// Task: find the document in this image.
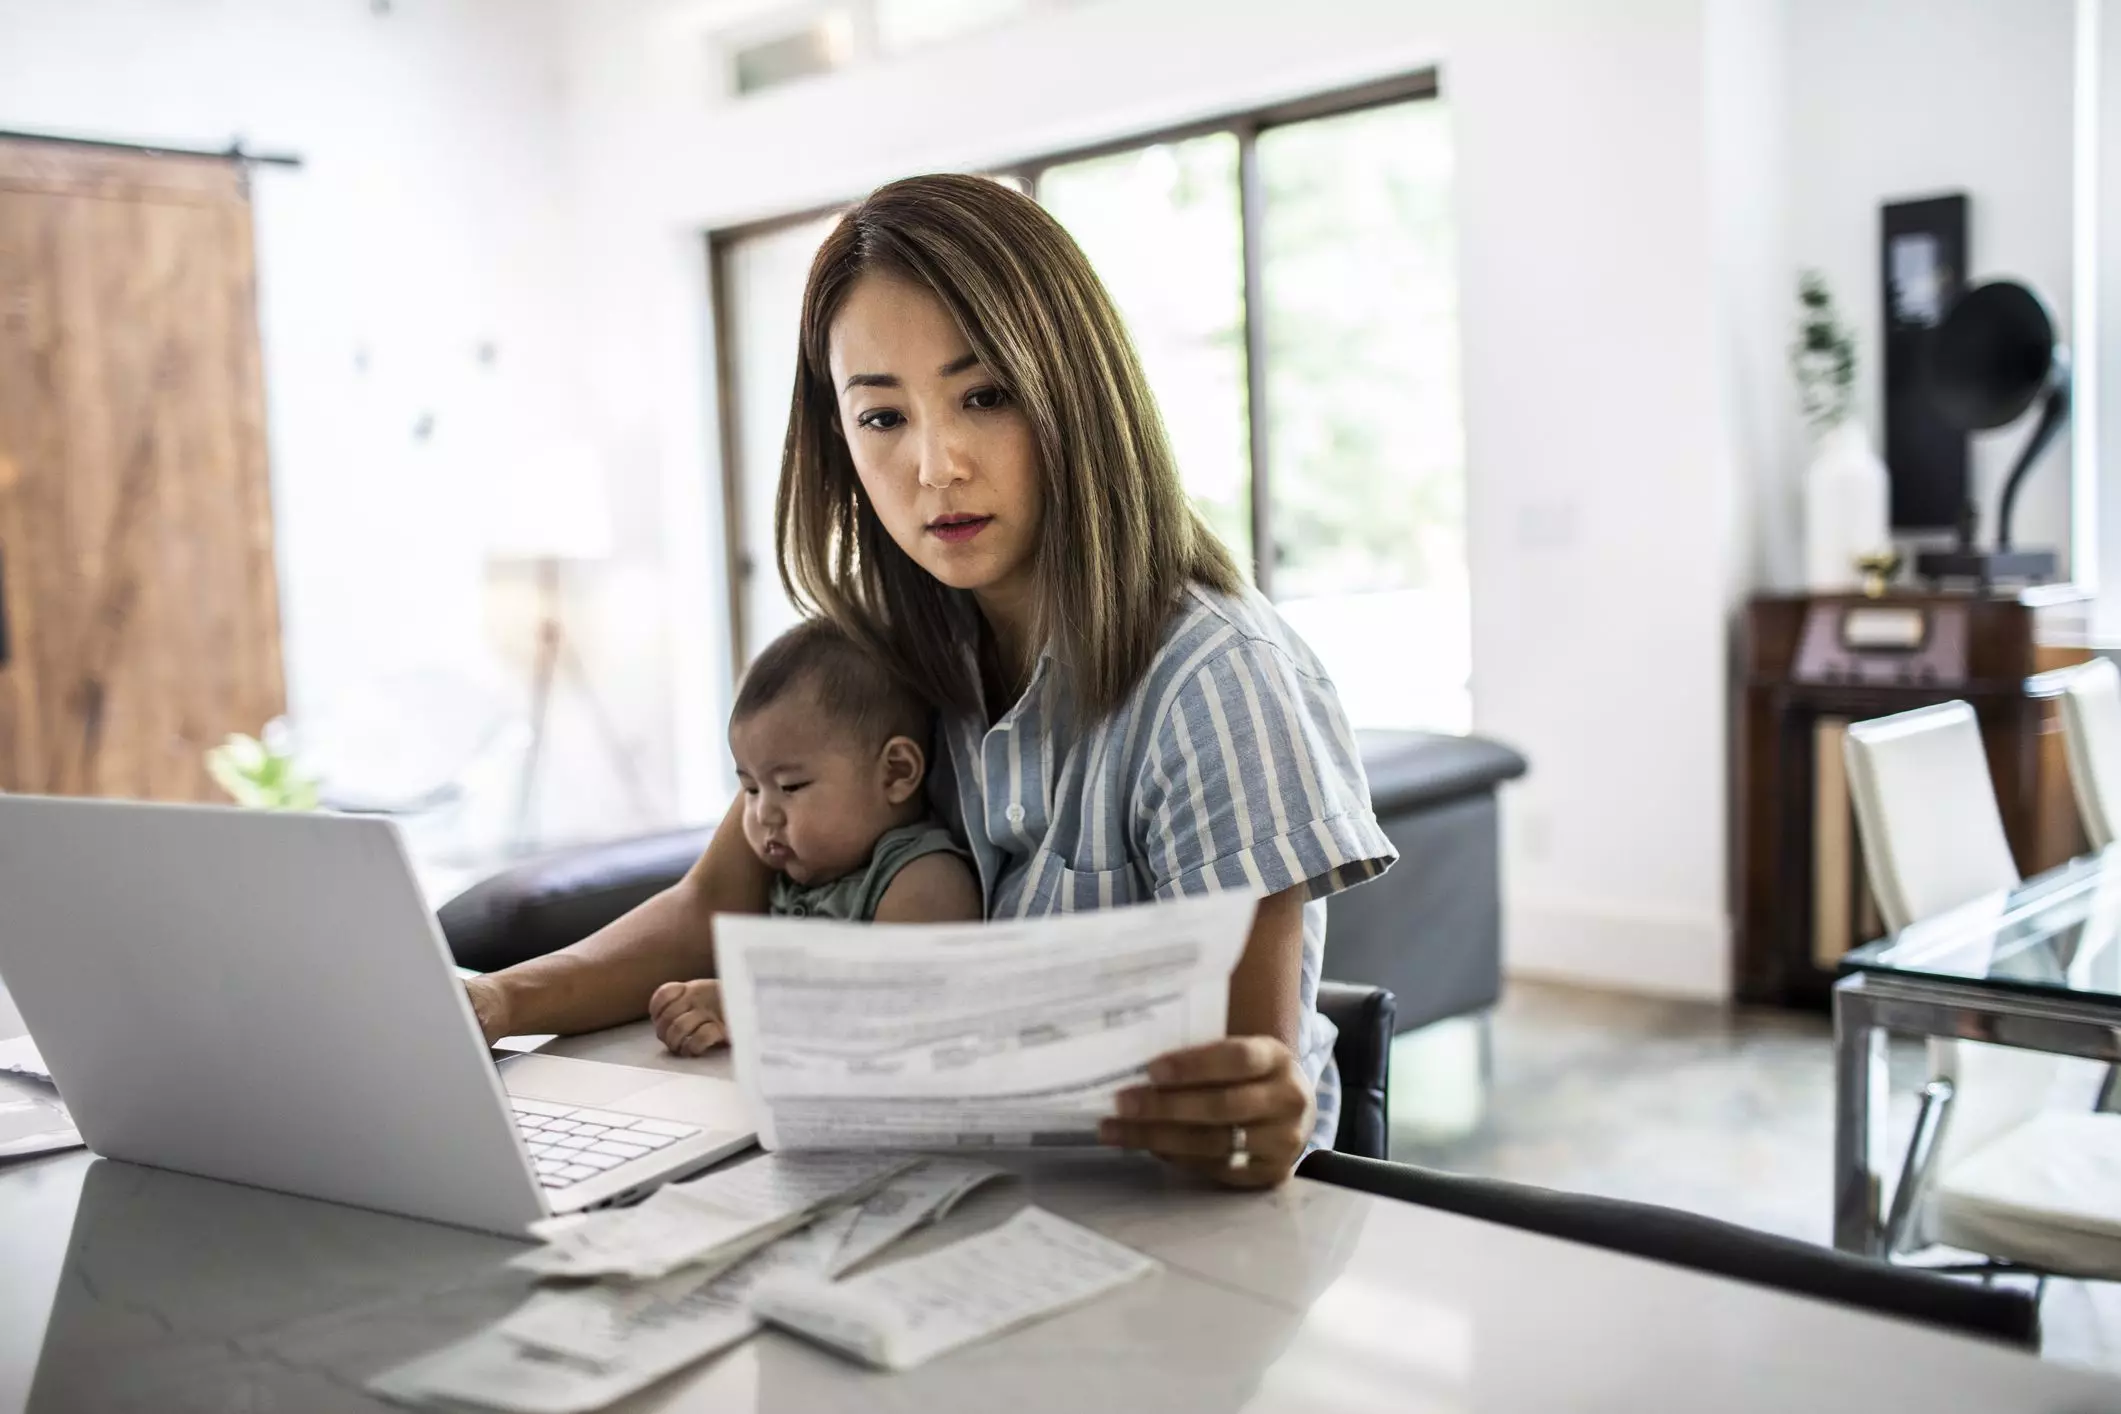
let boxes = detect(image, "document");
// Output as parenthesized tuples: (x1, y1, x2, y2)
(826, 1157, 1006, 1275)
(715, 892, 1253, 1149)
(511, 1152, 915, 1281)
(750, 1206, 1155, 1371)
(372, 1158, 1016, 1411)
(0, 1035, 52, 1085)
(498, 1202, 858, 1366)
(373, 1215, 850, 1413)
(0, 1092, 79, 1161)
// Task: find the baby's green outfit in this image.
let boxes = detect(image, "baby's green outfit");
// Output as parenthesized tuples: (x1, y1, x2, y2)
(766, 820, 971, 921)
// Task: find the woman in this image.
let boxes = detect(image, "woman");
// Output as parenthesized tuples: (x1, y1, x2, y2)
(468, 174, 1395, 1186)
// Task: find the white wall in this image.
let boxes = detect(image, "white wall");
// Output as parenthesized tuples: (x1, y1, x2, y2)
(557, 0, 1761, 996)
(0, 0, 677, 850)
(1787, 0, 2079, 566)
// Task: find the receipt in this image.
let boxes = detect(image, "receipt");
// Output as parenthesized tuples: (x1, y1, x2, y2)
(0, 1092, 80, 1160)
(0, 1035, 51, 1086)
(370, 1164, 1043, 1410)
(511, 1152, 914, 1281)
(715, 893, 1252, 1149)
(827, 1157, 1007, 1275)
(367, 1312, 753, 1414)
(374, 1207, 862, 1411)
(751, 1206, 1155, 1371)
(501, 1204, 857, 1364)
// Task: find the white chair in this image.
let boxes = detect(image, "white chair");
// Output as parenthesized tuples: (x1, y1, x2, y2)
(2060, 657, 2121, 852)
(1845, 701, 2121, 1277)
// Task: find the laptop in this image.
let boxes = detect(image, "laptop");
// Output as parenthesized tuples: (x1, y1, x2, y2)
(0, 795, 756, 1236)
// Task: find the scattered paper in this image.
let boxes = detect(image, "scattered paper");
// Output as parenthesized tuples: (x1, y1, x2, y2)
(369, 1158, 1025, 1412)
(0, 1092, 80, 1161)
(715, 893, 1252, 1149)
(510, 1152, 914, 1281)
(752, 1206, 1154, 1371)
(827, 1158, 1008, 1275)
(368, 1315, 752, 1414)
(499, 1206, 857, 1365)
(373, 1205, 860, 1412)
(0, 1035, 52, 1086)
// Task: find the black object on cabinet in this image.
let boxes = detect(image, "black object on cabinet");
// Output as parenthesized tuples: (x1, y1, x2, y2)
(1881, 193, 1970, 533)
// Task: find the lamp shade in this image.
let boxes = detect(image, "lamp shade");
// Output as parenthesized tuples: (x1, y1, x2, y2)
(484, 440, 616, 563)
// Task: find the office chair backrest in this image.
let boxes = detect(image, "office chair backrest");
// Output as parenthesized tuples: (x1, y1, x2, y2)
(1844, 702, 2020, 931)
(1844, 701, 2063, 1171)
(2061, 657, 2121, 852)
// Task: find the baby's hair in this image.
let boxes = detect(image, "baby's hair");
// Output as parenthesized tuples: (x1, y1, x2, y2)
(733, 618, 930, 749)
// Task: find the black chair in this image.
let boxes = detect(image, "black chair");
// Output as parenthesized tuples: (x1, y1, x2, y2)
(1297, 1151, 2040, 1349)
(1314, 981, 1393, 1160)
(437, 835, 1399, 1161)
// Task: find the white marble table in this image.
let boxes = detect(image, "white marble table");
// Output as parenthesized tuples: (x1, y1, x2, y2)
(4, 1014, 2120, 1413)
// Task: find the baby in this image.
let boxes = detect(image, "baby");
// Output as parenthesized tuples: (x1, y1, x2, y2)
(651, 618, 981, 1055)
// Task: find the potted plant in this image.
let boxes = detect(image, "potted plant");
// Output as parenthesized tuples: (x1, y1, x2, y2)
(205, 721, 320, 811)
(1793, 271, 1890, 591)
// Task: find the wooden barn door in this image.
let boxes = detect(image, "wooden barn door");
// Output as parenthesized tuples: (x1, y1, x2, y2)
(0, 137, 285, 801)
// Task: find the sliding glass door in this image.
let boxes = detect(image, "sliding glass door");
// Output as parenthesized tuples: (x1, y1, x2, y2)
(1039, 135, 1254, 573)
(1254, 99, 1467, 732)
(1037, 95, 1466, 729)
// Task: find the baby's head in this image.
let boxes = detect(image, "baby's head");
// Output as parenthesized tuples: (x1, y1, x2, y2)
(729, 619, 932, 886)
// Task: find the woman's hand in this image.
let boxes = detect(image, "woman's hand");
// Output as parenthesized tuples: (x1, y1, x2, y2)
(650, 979, 728, 1056)
(1099, 1035, 1315, 1188)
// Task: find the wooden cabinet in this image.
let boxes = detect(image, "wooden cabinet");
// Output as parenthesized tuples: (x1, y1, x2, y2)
(0, 137, 284, 800)
(1734, 589, 2089, 1008)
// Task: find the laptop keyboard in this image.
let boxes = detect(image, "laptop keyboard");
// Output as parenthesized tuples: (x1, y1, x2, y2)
(511, 1097, 701, 1190)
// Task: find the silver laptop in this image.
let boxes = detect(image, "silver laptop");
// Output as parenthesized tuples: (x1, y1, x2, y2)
(0, 796, 755, 1236)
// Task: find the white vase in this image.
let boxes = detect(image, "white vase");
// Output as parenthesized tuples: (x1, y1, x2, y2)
(1803, 421, 1891, 592)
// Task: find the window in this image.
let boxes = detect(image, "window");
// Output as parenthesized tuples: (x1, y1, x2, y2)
(716, 212, 841, 667)
(1255, 99, 1468, 732)
(712, 75, 1467, 730)
(1039, 136, 1254, 573)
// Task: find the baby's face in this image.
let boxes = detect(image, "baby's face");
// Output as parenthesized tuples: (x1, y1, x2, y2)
(729, 698, 909, 886)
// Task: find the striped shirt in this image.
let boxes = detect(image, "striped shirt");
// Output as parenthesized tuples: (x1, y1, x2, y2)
(929, 583, 1397, 1152)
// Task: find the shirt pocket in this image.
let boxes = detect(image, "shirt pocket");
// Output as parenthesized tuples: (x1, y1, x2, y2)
(1014, 847, 1147, 915)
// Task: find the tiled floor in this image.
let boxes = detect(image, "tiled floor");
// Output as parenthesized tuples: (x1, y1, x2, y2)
(1387, 981, 2121, 1376)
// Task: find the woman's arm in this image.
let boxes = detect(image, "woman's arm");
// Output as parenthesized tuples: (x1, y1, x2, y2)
(465, 794, 773, 1043)
(1099, 886, 1317, 1188)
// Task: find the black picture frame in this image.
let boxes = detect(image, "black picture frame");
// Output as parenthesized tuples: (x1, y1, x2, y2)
(1881, 193, 1971, 532)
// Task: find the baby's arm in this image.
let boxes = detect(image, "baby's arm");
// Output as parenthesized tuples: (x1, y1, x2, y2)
(871, 852, 984, 924)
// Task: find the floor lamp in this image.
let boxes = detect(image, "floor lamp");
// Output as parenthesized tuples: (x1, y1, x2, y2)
(486, 444, 652, 854)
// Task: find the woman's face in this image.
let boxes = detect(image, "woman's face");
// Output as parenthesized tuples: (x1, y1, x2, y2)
(827, 273, 1042, 611)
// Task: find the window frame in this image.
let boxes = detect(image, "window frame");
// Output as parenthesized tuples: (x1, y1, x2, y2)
(706, 66, 1442, 672)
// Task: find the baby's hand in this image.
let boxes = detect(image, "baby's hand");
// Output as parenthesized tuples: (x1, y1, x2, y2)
(649, 979, 727, 1056)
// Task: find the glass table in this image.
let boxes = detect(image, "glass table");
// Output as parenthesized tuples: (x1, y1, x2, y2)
(1834, 848, 2121, 1255)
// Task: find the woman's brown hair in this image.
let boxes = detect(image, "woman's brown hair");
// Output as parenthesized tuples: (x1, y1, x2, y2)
(775, 172, 1241, 720)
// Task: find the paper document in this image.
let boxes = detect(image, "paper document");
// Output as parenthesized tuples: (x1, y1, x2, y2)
(716, 892, 1253, 1149)
(751, 1206, 1155, 1371)
(371, 1158, 1014, 1412)
(0, 1035, 52, 1086)
(0, 1092, 80, 1161)
(827, 1157, 1007, 1274)
(373, 1218, 841, 1413)
(511, 1152, 914, 1281)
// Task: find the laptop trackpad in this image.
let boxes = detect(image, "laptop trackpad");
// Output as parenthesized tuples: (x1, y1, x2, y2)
(499, 1055, 753, 1130)
(500, 1054, 674, 1108)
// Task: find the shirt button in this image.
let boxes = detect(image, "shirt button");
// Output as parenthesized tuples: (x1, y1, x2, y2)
(1005, 803, 1026, 826)
(789, 903, 807, 917)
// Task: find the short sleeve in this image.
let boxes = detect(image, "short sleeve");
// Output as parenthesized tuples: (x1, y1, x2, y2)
(1133, 639, 1397, 902)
